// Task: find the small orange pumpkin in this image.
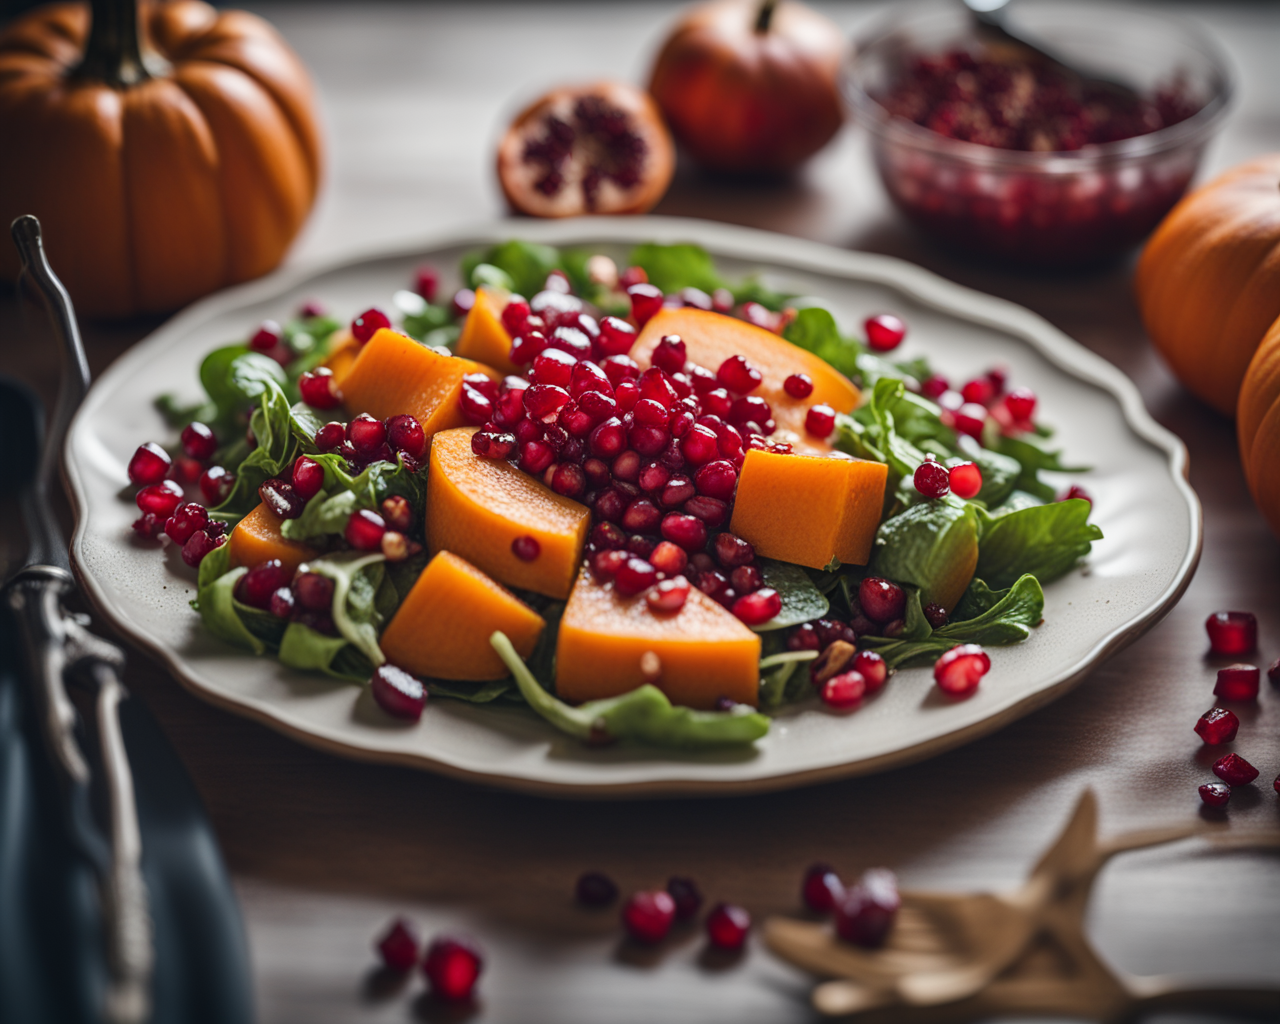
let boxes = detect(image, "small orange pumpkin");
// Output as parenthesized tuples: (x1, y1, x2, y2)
(0, 0, 322, 318)
(1238, 319, 1280, 538)
(1134, 154, 1280, 417)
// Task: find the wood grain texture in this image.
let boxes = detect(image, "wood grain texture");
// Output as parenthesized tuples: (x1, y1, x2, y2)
(2, 4, 1278, 1022)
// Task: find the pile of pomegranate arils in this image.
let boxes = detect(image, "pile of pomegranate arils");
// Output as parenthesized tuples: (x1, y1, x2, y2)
(373, 919, 483, 1004)
(1196, 611, 1280, 808)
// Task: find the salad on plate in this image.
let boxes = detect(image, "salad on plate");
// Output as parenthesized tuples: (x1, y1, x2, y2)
(125, 240, 1101, 752)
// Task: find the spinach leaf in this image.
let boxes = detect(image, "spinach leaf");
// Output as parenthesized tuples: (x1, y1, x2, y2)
(993, 433, 1087, 503)
(782, 307, 860, 378)
(278, 622, 370, 682)
(198, 345, 288, 433)
(975, 498, 1102, 589)
(753, 558, 829, 631)
(491, 633, 770, 749)
(757, 650, 818, 710)
(212, 379, 300, 518)
(629, 242, 725, 295)
(463, 240, 561, 298)
(868, 497, 980, 610)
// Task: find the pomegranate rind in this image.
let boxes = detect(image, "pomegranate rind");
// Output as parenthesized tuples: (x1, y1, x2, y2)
(496, 80, 675, 218)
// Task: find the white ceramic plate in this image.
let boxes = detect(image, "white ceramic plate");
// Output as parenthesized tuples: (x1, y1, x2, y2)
(66, 218, 1200, 797)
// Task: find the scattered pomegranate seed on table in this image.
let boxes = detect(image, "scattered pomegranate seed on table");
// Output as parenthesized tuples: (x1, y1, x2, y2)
(835, 869, 900, 948)
(1194, 707, 1240, 746)
(1212, 752, 1259, 787)
(622, 890, 676, 944)
(934, 644, 990, 696)
(376, 918, 420, 972)
(802, 863, 845, 913)
(1199, 782, 1231, 808)
(864, 313, 906, 352)
(422, 936, 483, 1002)
(370, 664, 427, 721)
(1214, 664, 1260, 701)
(666, 876, 703, 920)
(1205, 611, 1257, 655)
(575, 872, 619, 907)
(705, 903, 751, 950)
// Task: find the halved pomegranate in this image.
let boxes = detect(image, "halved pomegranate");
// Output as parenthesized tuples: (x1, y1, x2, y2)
(497, 81, 675, 217)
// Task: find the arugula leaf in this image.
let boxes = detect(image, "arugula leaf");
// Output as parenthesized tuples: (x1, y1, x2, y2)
(628, 242, 725, 295)
(782, 307, 860, 378)
(303, 552, 390, 669)
(491, 632, 770, 749)
(278, 622, 371, 682)
(212, 380, 300, 518)
(757, 650, 818, 710)
(753, 559, 829, 631)
(993, 433, 1087, 503)
(463, 240, 561, 298)
(281, 454, 425, 542)
(975, 498, 1102, 588)
(863, 573, 1045, 667)
(198, 345, 288, 433)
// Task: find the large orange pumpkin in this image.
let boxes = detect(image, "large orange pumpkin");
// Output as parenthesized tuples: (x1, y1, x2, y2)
(0, 0, 322, 318)
(1238, 320, 1280, 538)
(1134, 155, 1280, 417)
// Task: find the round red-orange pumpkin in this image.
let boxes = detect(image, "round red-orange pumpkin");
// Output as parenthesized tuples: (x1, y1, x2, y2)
(0, 0, 322, 318)
(1134, 154, 1280, 417)
(647, 0, 845, 175)
(1238, 319, 1280, 538)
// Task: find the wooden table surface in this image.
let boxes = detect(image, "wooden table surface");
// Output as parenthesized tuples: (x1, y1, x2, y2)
(3, 3, 1279, 1021)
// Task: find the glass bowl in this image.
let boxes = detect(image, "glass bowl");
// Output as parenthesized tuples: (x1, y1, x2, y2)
(843, 1, 1233, 267)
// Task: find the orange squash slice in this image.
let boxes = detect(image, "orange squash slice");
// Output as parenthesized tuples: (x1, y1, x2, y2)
(338, 327, 497, 439)
(555, 568, 761, 709)
(631, 308, 859, 447)
(425, 427, 590, 599)
(320, 327, 361, 388)
(455, 287, 519, 376)
(379, 551, 545, 681)
(729, 447, 887, 569)
(227, 502, 319, 574)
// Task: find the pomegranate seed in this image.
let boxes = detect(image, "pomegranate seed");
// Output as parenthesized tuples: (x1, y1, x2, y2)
(576, 871, 619, 907)
(345, 508, 386, 550)
(520, 439, 556, 474)
(802, 864, 845, 913)
(822, 671, 866, 709)
(524, 384, 571, 424)
(131, 513, 163, 539)
(696, 570, 729, 598)
(1214, 664, 1260, 701)
(163, 502, 209, 544)
(136, 479, 184, 517)
(627, 283, 664, 327)
(1213, 752, 1259, 786)
(532, 348, 577, 389)
(816, 619, 857, 647)
(622, 498, 662, 533)
(600, 355, 641, 388)
(422, 936, 483, 1002)
(632, 398, 668, 428)
(732, 587, 781, 625)
(1060, 484, 1092, 504)
(550, 463, 586, 499)
(500, 298, 531, 336)
(500, 534, 539, 563)
(913, 456, 950, 499)
(715, 422, 744, 459)
(717, 354, 762, 393)
(1270, 658, 1280, 689)
(588, 418, 627, 459)
(923, 602, 948, 629)
(805, 404, 836, 438)
(1206, 612, 1257, 656)
(578, 390, 619, 427)
(665, 877, 702, 920)
(451, 288, 476, 319)
(614, 557, 658, 597)
(694, 460, 737, 499)
(647, 576, 690, 613)
(371, 663, 427, 721)
(1005, 387, 1036, 421)
(173, 456, 204, 483)
(859, 578, 906, 623)
(376, 918, 420, 973)
(509, 330, 547, 365)
(629, 423, 670, 457)
(681, 424, 719, 465)
(961, 377, 996, 406)
(293, 572, 334, 610)
(587, 315, 634, 359)
(622, 890, 676, 944)
(180, 422, 217, 461)
(285, 457, 322, 502)
(934, 643, 990, 696)
(181, 528, 224, 567)
(458, 384, 493, 424)
(703, 388, 733, 417)
(661, 513, 707, 551)
(949, 461, 983, 499)
(653, 335, 687, 374)
(637, 462, 670, 495)
(706, 903, 751, 950)
(347, 414, 386, 455)
(595, 489, 628, 523)
(864, 314, 906, 352)
(952, 403, 987, 439)
(606, 451, 638, 484)
(683, 494, 729, 527)
(269, 587, 294, 619)
(638, 368, 678, 409)
(1194, 707, 1240, 745)
(713, 532, 754, 568)
(310, 421, 342, 452)
(1199, 782, 1231, 808)
(297, 367, 341, 409)
(920, 374, 948, 399)
(788, 624, 821, 652)
(382, 414, 424, 460)
(780, 372, 813, 399)
(351, 307, 390, 343)
(547, 326, 592, 361)
(128, 442, 171, 486)
(835, 869, 900, 948)
(852, 650, 888, 692)
(614, 380, 640, 413)
(660, 476, 696, 507)
(258, 477, 303, 519)
(249, 320, 282, 351)
(514, 419, 541, 446)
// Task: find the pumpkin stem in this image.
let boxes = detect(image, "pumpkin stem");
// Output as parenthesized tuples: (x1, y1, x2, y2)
(754, 0, 778, 34)
(76, 0, 150, 87)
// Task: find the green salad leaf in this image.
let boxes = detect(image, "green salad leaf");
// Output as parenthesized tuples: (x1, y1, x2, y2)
(193, 544, 264, 654)
(279, 622, 372, 681)
(628, 242, 724, 295)
(463, 240, 561, 298)
(303, 552, 390, 669)
(753, 558, 829, 631)
(782, 307, 860, 378)
(210, 379, 301, 520)
(868, 497, 979, 610)
(976, 497, 1101, 588)
(757, 650, 818, 710)
(491, 632, 770, 749)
